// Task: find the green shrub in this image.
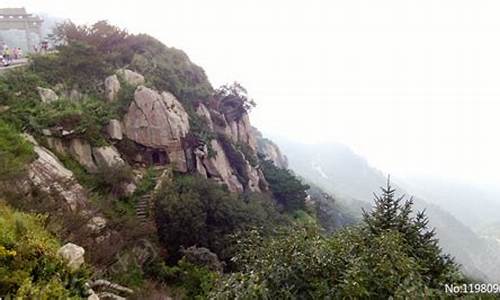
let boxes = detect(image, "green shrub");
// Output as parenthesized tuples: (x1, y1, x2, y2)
(108, 79, 136, 118)
(33, 98, 114, 146)
(212, 184, 464, 299)
(31, 42, 111, 96)
(146, 257, 218, 299)
(155, 175, 284, 263)
(259, 157, 309, 212)
(0, 69, 45, 106)
(50, 21, 213, 103)
(0, 120, 35, 180)
(93, 164, 134, 196)
(0, 201, 89, 298)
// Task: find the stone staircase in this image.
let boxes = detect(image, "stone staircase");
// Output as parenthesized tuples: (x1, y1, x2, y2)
(135, 168, 171, 224)
(136, 194, 154, 223)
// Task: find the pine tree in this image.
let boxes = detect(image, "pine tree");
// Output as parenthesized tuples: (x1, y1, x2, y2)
(362, 176, 410, 234)
(362, 177, 461, 288)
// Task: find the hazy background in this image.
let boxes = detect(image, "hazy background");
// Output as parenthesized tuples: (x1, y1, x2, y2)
(5, 0, 500, 186)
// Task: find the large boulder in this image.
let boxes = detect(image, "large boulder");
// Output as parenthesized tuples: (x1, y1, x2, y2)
(24, 134, 89, 211)
(92, 146, 125, 169)
(104, 74, 121, 102)
(106, 119, 123, 140)
(202, 140, 243, 193)
(57, 243, 85, 270)
(116, 69, 145, 86)
(69, 138, 98, 173)
(123, 86, 190, 172)
(37, 87, 59, 103)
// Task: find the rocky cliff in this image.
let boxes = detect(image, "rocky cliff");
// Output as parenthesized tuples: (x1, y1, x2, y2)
(32, 69, 273, 196)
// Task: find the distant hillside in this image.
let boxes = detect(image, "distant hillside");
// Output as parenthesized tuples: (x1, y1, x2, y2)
(273, 137, 500, 282)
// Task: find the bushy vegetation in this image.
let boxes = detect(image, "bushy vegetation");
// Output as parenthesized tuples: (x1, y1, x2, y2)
(211, 181, 464, 299)
(43, 21, 213, 103)
(0, 201, 89, 298)
(259, 156, 310, 212)
(155, 175, 286, 264)
(0, 120, 35, 180)
(146, 257, 219, 299)
(215, 82, 256, 114)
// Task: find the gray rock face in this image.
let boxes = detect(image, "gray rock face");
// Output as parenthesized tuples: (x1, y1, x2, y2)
(69, 139, 98, 173)
(202, 140, 243, 193)
(105, 74, 121, 102)
(46, 137, 66, 155)
(37, 87, 59, 103)
(87, 216, 107, 232)
(57, 243, 85, 270)
(123, 86, 190, 172)
(116, 69, 145, 86)
(257, 138, 288, 169)
(106, 119, 123, 140)
(92, 146, 125, 169)
(227, 113, 257, 152)
(24, 135, 88, 211)
(246, 161, 262, 192)
(196, 104, 214, 130)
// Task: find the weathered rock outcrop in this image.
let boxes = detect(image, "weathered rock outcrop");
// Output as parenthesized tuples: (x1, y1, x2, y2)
(201, 140, 244, 193)
(58, 243, 85, 270)
(217, 98, 258, 152)
(255, 133, 288, 169)
(227, 113, 257, 152)
(105, 74, 121, 102)
(24, 135, 88, 211)
(116, 69, 145, 86)
(46, 137, 67, 155)
(92, 146, 125, 169)
(37, 87, 59, 103)
(106, 119, 123, 140)
(196, 104, 214, 130)
(69, 138, 98, 173)
(123, 86, 190, 172)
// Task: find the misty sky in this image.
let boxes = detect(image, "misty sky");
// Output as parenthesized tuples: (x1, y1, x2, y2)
(5, 0, 500, 185)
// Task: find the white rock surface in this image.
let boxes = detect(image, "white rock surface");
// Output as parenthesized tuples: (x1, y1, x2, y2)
(105, 74, 121, 102)
(57, 243, 85, 270)
(116, 69, 145, 86)
(37, 87, 59, 103)
(202, 140, 243, 193)
(69, 138, 98, 173)
(123, 86, 190, 172)
(24, 134, 88, 211)
(92, 146, 125, 169)
(106, 119, 123, 140)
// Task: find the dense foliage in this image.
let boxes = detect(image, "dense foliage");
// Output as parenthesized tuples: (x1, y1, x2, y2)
(215, 82, 256, 113)
(0, 202, 89, 299)
(0, 120, 35, 180)
(211, 182, 463, 299)
(260, 156, 310, 211)
(42, 21, 213, 103)
(155, 175, 286, 263)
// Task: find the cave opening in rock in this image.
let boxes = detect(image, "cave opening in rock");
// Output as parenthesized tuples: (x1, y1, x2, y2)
(151, 150, 168, 166)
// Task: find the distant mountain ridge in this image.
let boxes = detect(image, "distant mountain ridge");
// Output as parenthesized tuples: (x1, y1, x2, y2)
(272, 136, 500, 282)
